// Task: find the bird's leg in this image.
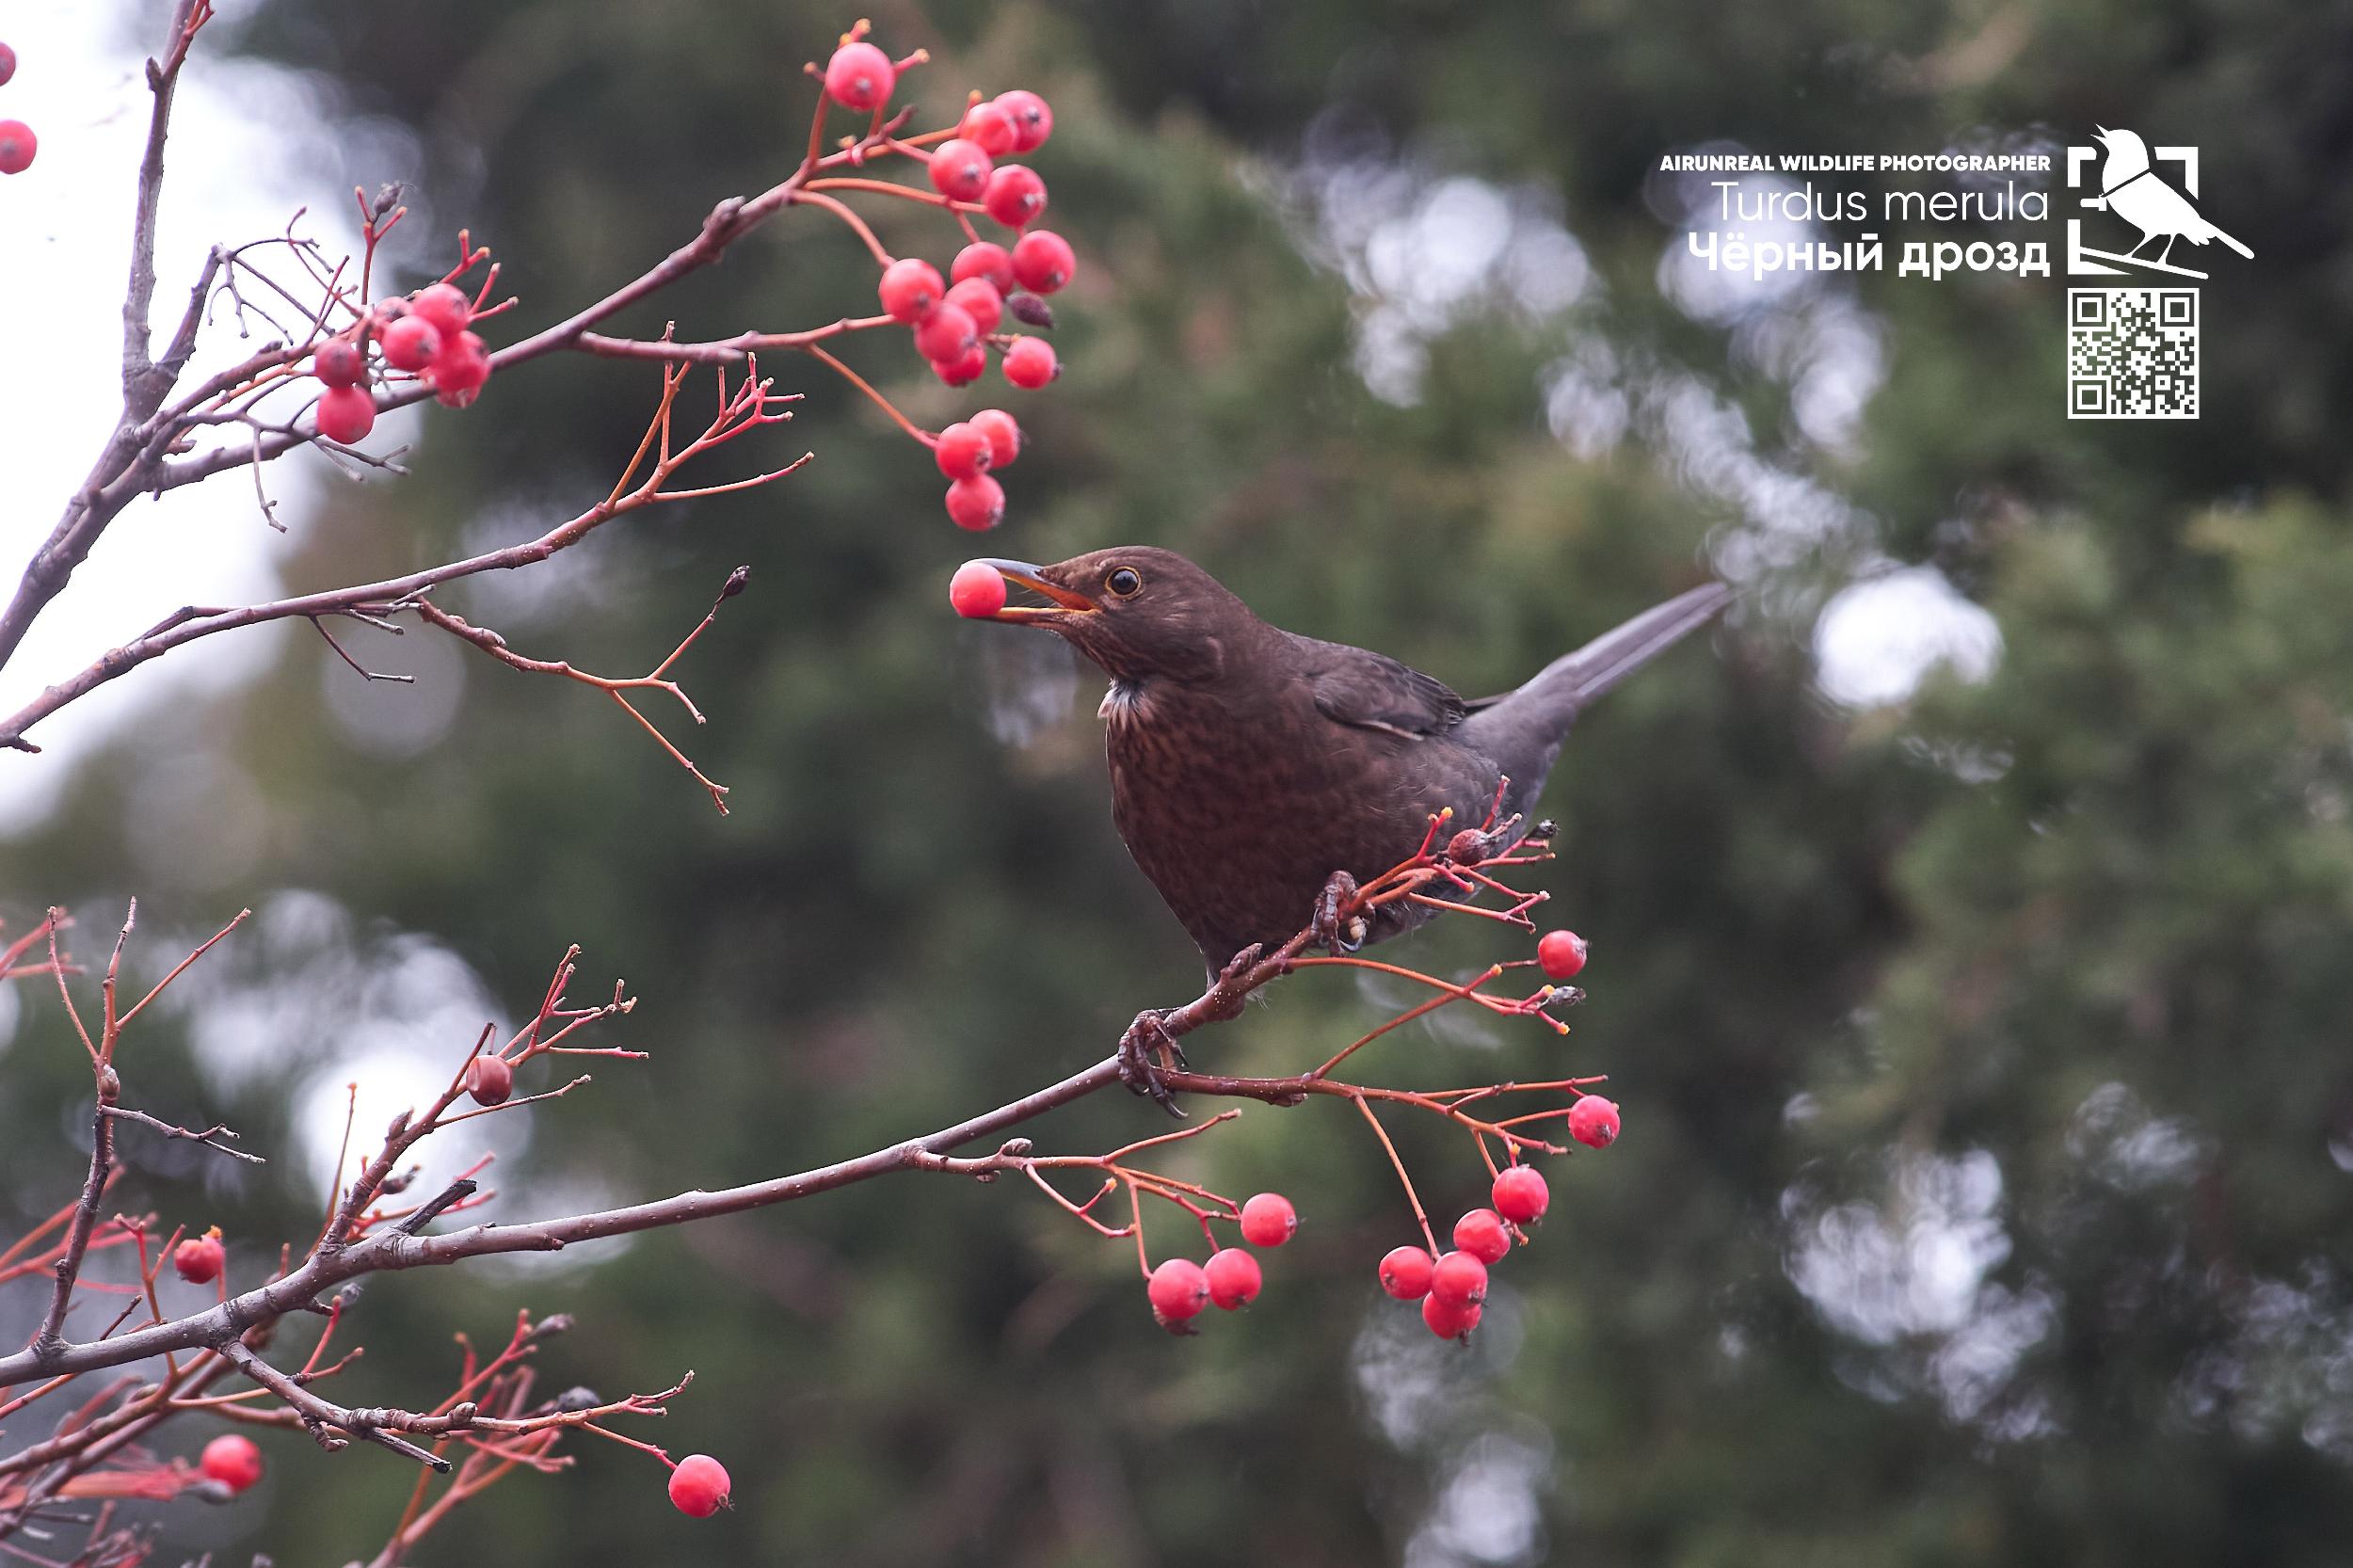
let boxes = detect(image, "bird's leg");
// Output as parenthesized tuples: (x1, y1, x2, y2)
(1312, 870, 1367, 954)
(2156, 232, 2177, 266)
(2124, 232, 2155, 258)
(1117, 1009, 1188, 1118)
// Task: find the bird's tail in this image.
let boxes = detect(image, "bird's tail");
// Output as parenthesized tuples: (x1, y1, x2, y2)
(1502, 581, 1734, 713)
(1458, 581, 1732, 797)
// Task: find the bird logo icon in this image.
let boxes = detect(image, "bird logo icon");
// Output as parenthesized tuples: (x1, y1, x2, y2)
(2071, 128, 2252, 279)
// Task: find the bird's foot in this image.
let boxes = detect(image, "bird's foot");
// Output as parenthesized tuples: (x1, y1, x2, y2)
(1117, 1009, 1188, 1119)
(1202, 944, 1263, 1021)
(1313, 871, 1367, 955)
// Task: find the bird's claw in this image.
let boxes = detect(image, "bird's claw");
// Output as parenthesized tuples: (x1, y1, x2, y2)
(1117, 1009, 1187, 1118)
(1313, 872, 1366, 954)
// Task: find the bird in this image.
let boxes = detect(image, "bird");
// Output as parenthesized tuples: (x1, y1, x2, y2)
(2086, 127, 2252, 267)
(968, 547, 1729, 1102)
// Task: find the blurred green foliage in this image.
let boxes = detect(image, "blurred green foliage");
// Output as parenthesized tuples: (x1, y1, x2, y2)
(5, 0, 2351, 1562)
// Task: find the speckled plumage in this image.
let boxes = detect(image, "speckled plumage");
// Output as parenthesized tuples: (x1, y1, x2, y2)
(992, 548, 1730, 973)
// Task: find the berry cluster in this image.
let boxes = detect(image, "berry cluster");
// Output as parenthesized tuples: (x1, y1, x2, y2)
(307, 279, 495, 446)
(1147, 1192, 1296, 1332)
(0, 40, 38, 176)
(821, 28, 1076, 530)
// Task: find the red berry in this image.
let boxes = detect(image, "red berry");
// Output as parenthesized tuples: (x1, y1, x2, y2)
(315, 385, 376, 445)
(914, 301, 978, 364)
(1453, 1208, 1512, 1265)
(1429, 1250, 1489, 1307)
(1379, 1246, 1435, 1301)
(944, 277, 1002, 336)
(878, 257, 944, 324)
(1568, 1096, 1621, 1149)
(1205, 1247, 1262, 1310)
(1239, 1192, 1297, 1248)
(1147, 1257, 1210, 1322)
(1011, 230, 1077, 294)
(932, 344, 987, 387)
(1537, 929, 1589, 980)
(0, 120, 36, 177)
(823, 40, 895, 112)
(1492, 1165, 1549, 1225)
(944, 473, 1005, 532)
(173, 1230, 224, 1286)
(949, 560, 1007, 619)
(200, 1433, 264, 1494)
(1422, 1291, 1483, 1340)
(379, 314, 441, 373)
(408, 282, 472, 339)
(313, 338, 366, 390)
(927, 138, 993, 203)
(993, 89, 1053, 152)
(466, 1054, 514, 1106)
(983, 165, 1048, 229)
(934, 421, 994, 481)
(951, 241, 1016, 296)
(968, 408, 1021, 468)
(427, 332, 490, 408)
(667, 1452, 730, 1517)
(0, 43, 16, 88)
(1001, 335, 1059, 389)
(959, 101, 1017, 156)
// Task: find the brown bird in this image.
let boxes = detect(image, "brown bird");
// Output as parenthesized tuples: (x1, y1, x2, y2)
(970, 547, 1728, 1103)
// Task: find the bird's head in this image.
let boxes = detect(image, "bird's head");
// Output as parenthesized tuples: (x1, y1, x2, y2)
(2092, 126, 2151, 171)
(965, 546, 1258, 684)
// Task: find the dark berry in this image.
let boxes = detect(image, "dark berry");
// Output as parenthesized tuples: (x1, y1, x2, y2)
(466, 1054, 513, 1106)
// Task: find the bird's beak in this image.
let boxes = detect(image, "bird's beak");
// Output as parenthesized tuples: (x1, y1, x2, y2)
(975, 558, 1097, 623)
(2093, 126, 2110, 143)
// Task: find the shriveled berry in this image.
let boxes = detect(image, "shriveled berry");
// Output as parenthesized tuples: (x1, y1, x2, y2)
(1568, 1096, 1620, 1149)
(949, 560, 1007, 618)
(914, 300, 978, 364)
(379, 314, 441, 373)
(0, 43, 16, 88)
(932, 344, 987, 387)
(983, 165, 1048, 229)
(1147, 1257, 1210, 1322)
(927, 137, 993, 203)
(944, 277, 1002, 335)
(0, 120, 37, 176)
(934, 421, 994, 481)
(466, 1054, 514, 1106)
(315, 385, 376, 445)
(1240, 1192, 1297, 1248)
(427, 330, 490, 408)
(968, 408, 1021, 467)
(1453, 1208, 1512, 1265)
(200, 1433, 264, 1494)
(959, 100, 1017, 156)
(1001, 335, 1059, 390)
(173, 1229, 225, 1285)
(1429, 1249, 1489, 1307)
(1446, 828, 1488, 863)
(823, 40, 895, 112)
(667, 1452, 731, 1517)
(1011, 230, 1076, 294)
(944, 473, 1004, 532)
(993, 88, 1053, 152)
(1379, 1246, 1435, 1301)
(1422, 1291, 1483, 1339)
(408, 282, 472, 339)
(314, 338, 366, 389)
(1205, 1247, 1262, 1310)
(878, 257, 945, 324)
(1492, 1165, 1549, 1225)
(1537, 929, 1589, 980)
(951, 241, 1016, 296)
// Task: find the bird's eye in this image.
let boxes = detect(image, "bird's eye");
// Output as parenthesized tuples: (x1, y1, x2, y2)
(1105, 567, 1144, 598)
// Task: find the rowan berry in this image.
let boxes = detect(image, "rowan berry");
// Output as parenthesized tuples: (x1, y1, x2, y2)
(878, 257, 945, 324)
(1492, 1165, 1549, 1225)
(466, 1054, 514, 1106)
(927, 137, 993, 203)
(1001, 335, 1058, 389)
(173, 1229, 225, 1285)
(1011, 230, 1076, 294)
(949, 560, 1007, 618)
(1429, 1250, 1489, 1307)
(1568, 1096, 1620, 1149)
(1537, 929, 1588, 980)
(934, 421, 994, 480)
(914, 300, 978, 364)
(968, 408, 1021, 467)
(1379, 1246, 1435, 1301)
(1205, 1247, 1262, 1309)
(944, 277, 1002, 335)
(951, 241, 1016, 296)
(667, 1453, 730, 1516)
(1240, 1192, 1297, 1247)
(200, 1434, 264, 1493)
(1147, 1257, 1210, 1322)
(944, 473, 1004, 531)
(380, 314, 441, 372)
(984, 165, 1048, 229)
(408, 282, 472, 339)
(823, 40, 894, 112)
(0, 120, 37, 176)
(1452, 1208, 1512, 1265)
(315, 385, 376, 445)
(993, 89, 1052, 152)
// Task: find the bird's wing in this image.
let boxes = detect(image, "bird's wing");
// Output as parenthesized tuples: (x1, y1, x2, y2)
(1304, 640, 1467, 739)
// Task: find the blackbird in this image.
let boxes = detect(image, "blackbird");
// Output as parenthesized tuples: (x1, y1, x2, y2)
(970, 547, 1729, 1104)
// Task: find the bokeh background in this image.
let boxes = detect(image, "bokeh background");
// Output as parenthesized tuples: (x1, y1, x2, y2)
(6, 0, 2353, 1562)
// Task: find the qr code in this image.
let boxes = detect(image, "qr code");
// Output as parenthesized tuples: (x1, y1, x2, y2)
(2067, 288, 2198, 419)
